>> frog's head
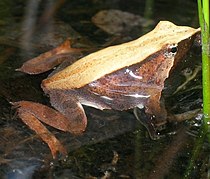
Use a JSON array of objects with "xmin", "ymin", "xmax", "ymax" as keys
[
  {"xmin": 157, "ymin": 22, "xmax": 201, "ymax": 96},
  {"xmin": 134, "ymin": 21, "xmax": 201, "ymax": 100},
  {"xmin": 146, "ymin": 21, "xmax": 200, "ymax": 85}
]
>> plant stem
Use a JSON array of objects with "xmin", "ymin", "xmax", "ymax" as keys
[{"xmin": 198, "ymin": 0, "xmax": 210, "ymax": 141}]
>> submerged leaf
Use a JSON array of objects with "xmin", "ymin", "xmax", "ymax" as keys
[
  {"xmin": 92, "ymin": 9, "xmax": 153, "ymax": 35},
  {"xmin": 17, "ymin": 39, "xmax": 83, "ymax": 74}
]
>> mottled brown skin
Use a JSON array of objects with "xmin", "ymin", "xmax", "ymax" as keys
[{"xmin": 14, "ymin": 21, "xmax": 201, "ymax": 158}]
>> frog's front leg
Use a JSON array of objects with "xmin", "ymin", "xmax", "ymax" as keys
[
  {"xmin": 134, "ymin": 107, "xmax": 157, "ymax": 139},
  {"xmin": 134, "ymin": 93, "xmax": 167, "ymax": 139},
  {"xmin": 12, "ymin": 97, "xmax": 87, "ymax": 158}
]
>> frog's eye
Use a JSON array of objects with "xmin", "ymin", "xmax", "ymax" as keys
[
  {"xmin": 170, "ymin": 45, "xmax": 178, "ymax": 53},
  {"xmin": 165, "ymin": 44, "xmax": 178, "ymax": 58}
]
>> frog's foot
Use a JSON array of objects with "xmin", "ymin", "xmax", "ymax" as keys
[
  {"xmin": 133, "ymin": 107, "xmax": 162, "ymax": 140},
  {"xmin": 12, "ymin": 101, "xmax": 87, "ymax": 158}
]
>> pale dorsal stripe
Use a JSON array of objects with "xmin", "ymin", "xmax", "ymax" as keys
[{"xmin": 43, "ymin": 21, "xmax": 200, "ymax": 90}]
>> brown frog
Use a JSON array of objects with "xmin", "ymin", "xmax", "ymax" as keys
[{"xmin": 13, "ymin": 21, "xmax": 200, "ymax": 158}]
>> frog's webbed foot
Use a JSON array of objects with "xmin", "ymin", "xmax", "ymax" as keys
[{"xmin": 133, "ymin": 107, "xmax": 164, "ymax": 140}]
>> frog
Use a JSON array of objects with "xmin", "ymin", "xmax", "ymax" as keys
[{"xmin": 13, "ymin": 21, "xmax": 200, "ymax": 158}]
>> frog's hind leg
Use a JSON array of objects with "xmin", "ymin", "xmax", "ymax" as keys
[
  {"xmin": 48, "ymin": 90, "xmax": 87, "ymax": 135},
  {"xmin": 12, "ymin": 97, "xmax": 87, "ymax": 158},
  {"xmin": 12, "ymin": 101, "xmax": 68, "ymax": 158}
]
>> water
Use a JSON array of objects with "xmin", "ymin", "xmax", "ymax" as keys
[{"xmin": 0, "ymin": 0, "xmax": 208, "ymax": 178}]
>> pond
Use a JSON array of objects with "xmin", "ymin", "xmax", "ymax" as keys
[{"xmin": 0, "ymin": 0, "xmax": 209, "ymax": 178}]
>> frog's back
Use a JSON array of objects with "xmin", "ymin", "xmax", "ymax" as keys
[{"xmin": 42, "ymin": 21, "xmax": 200, "ymax": 90}]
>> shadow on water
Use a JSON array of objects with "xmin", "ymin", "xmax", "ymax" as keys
[{"xmin": 0, "ymin": 0, "xmax": 209, "ymax": 178}]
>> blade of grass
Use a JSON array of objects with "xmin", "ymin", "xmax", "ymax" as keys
[
  {"xmin": 198, "ymin": 0, "xmax": 210, "ymax": 141},
  {"xmin": 203, "ymin": 0, "xmax": 209, "ymax": 27}
]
